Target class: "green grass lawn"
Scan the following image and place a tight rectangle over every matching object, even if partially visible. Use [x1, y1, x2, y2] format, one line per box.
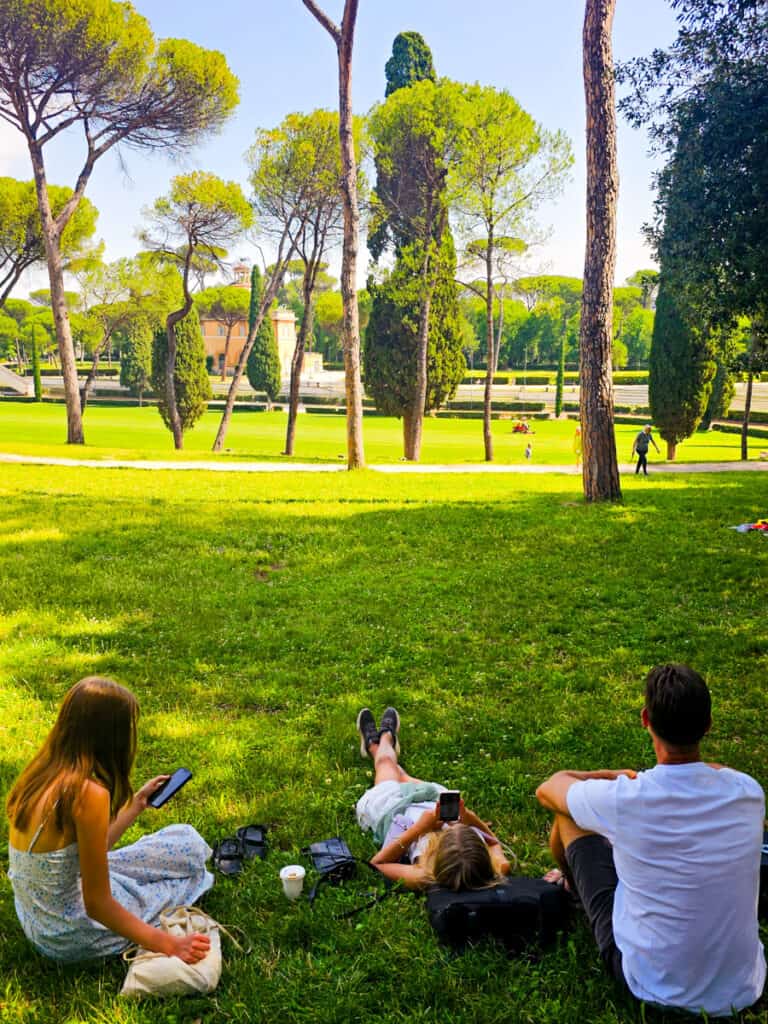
[0, 399, 763, 464]
[1, 465, 767, 1023]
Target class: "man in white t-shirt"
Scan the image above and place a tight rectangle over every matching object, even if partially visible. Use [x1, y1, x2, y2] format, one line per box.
[536, 663, 765, 1017]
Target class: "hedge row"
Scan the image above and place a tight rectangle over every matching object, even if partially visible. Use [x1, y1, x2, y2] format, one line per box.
[461, 372, 650, 386]
[723, 409, 768, 425]
[447, 400, 546, 412]
[25, 365, 121, 378]
[713, 423, 768, 440]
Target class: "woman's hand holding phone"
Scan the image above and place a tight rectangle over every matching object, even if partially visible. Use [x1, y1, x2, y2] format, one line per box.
[134, 776, 171, 813]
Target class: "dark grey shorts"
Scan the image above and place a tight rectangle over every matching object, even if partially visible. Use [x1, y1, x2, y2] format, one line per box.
[565, 834, 628, 990]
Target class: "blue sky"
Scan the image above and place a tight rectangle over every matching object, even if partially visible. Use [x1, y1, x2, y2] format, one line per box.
[2, 0, 680, 293]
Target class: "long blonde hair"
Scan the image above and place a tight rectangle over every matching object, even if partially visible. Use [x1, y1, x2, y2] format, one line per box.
[7, 676, 138, 834]
[422, 824, 498, 891]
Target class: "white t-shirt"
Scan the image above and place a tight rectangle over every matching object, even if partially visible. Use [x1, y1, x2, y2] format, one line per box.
[567, 763, 766, 1017]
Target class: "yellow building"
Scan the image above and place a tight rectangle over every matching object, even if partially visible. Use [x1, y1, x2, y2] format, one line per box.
[200, 264, 323, 380]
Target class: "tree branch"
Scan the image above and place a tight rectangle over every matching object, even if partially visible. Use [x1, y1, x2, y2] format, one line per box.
[301, 0, 341, 44]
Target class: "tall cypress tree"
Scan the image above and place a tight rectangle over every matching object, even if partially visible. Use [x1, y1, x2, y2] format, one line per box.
[366, 32, 464, 459]
[151, 306, 211, 447]
[246, 265, 281, 410]
[649, 283, 715, 460]
[384, 31, 436, 97]
[120, 318, 153, 406]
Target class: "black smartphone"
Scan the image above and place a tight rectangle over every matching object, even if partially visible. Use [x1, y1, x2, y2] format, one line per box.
[439, 790, 460, 822]
[147, 768, 192, 809]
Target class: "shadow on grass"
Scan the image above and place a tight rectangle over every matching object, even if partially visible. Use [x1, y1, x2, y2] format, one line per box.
[1, 473, 767, 1023]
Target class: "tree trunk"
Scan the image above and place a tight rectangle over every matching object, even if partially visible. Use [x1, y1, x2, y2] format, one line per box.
[284, 295, 314, 456]
[483, 239, 494, 462]
[580, 0, 622, 502]
[164, 305, 189, 451]
[402, 411, 413, 457]
[405, 286, 432, 462]
[220, 324, 233, 382]
[213, 271, 286, 452]
[31, 332, 42, 402]
[336, 0, 366, 469]
[741, 364, 754, 461]
[29, 145, 84, 443]
[667, 440, 677, 460]
[80, 332, 111, 411]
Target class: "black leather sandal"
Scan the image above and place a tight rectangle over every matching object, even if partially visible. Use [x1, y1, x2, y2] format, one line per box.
[212, 837, 244, 876]
[235, 824, 268, 860]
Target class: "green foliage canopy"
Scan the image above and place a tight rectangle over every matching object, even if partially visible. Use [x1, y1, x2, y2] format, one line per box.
[0, 179, 98, 307]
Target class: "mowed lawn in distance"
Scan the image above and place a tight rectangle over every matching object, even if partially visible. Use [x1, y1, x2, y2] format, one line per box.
[1, 464, 767, 1024]
[0, 399, 763, 464]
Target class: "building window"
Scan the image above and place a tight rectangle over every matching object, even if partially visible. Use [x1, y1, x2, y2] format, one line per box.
[218, 325, 226, 337]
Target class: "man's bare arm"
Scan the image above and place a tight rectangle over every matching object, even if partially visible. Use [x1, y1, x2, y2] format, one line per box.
[536, 769, 637, 815]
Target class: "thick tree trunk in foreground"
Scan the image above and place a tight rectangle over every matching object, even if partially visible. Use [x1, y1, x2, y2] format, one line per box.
[337, 1, 365, 469]
[580, 0, 622, 502]
[303, 0, 365, 469]
[29, 148, 84, 443]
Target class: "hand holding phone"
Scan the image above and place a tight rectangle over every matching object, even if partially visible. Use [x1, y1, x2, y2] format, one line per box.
[147, 768, 192, 809]
[438, 790, 461, 822]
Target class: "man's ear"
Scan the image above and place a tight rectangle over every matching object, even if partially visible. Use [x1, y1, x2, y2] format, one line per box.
[641, 707, 650, 729]
[704, 716, 712, 735]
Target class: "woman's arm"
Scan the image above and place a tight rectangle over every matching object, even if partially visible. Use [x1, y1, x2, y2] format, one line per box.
[107, 776, 168, 849]
[369, 806, 440, 890]
[75, 782, 209, 963]
[459, 803, 500, 844]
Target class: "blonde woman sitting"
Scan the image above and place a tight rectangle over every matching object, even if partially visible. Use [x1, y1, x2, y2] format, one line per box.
[356, 708, 511, 890]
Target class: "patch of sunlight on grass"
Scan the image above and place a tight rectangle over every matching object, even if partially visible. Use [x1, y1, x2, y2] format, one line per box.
[0, 526, 67, 546]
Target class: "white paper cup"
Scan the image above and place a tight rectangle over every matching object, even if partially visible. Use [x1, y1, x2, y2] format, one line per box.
[280, 864, 305, 900]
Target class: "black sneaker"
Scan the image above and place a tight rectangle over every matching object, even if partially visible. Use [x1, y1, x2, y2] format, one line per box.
[356, 708, 379, 758]
[379, 707, 401, 756]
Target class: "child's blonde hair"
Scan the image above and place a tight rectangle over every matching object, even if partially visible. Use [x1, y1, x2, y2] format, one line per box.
[422, 824, 498, 891]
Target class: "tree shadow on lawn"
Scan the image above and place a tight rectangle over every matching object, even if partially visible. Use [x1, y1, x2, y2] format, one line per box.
[0, 477, 767, 1022]
[1, 476, 766, 826]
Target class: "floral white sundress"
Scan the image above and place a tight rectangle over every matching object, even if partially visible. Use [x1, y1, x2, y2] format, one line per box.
[8, 821, 214, 962]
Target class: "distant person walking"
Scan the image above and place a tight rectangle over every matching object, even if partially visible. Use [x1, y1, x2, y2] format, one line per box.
[524, 442, 532, 461]
[631, 425, 659, 475]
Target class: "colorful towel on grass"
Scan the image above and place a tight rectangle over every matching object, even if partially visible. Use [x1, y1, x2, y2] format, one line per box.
[730, 519, 768, 534]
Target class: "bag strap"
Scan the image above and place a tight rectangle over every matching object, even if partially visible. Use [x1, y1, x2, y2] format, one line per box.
[122, 905, 247, 962]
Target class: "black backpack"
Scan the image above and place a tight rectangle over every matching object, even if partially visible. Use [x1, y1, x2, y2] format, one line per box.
[426, 877, 569, 953]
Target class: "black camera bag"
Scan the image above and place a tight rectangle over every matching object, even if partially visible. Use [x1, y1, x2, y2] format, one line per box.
[426, 877, 569, 953]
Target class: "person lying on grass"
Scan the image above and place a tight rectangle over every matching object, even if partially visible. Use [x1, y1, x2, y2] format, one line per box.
[536, 663, 765, 1018]
[356, 707, 511, 890]
[6, 676, 212, 964]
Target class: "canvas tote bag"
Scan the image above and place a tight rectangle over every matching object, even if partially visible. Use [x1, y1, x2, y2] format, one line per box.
[120, 906, 222, 998]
